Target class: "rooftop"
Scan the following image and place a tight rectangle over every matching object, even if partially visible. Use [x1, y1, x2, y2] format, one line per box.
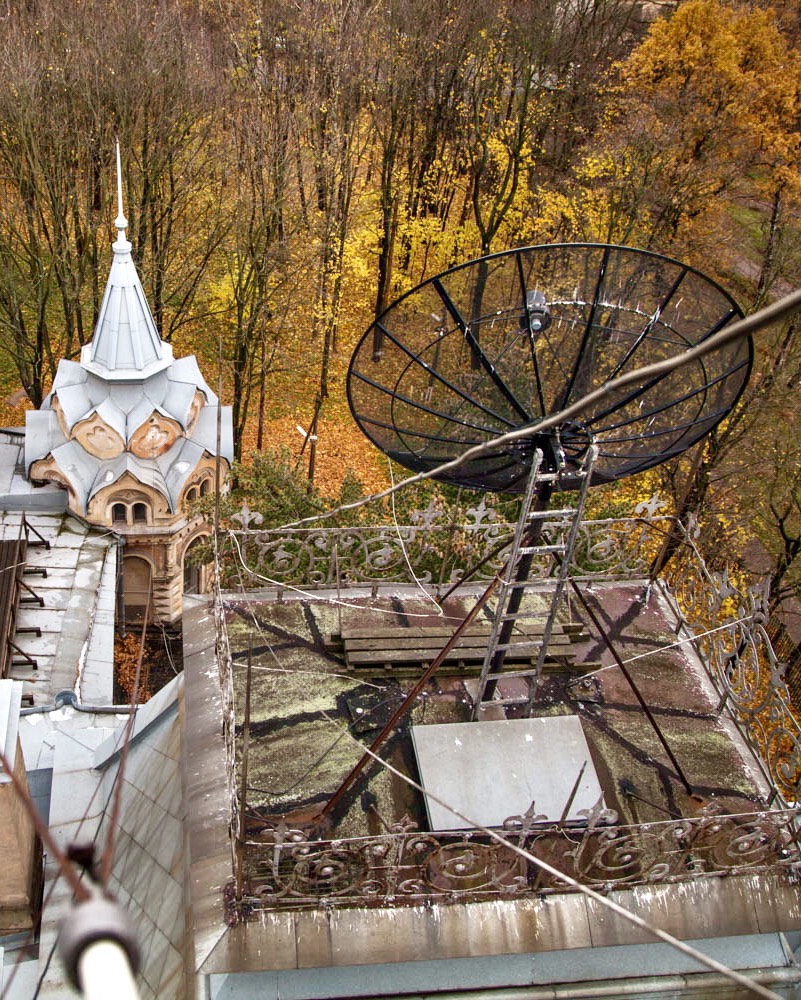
[179, 507, 801, 996]
[225, 582, 766, 840]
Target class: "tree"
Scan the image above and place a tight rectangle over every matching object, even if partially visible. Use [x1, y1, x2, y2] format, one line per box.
[550, 0, 801, 255]
[539, 0, 801, 614]
[216, 3, 306, 458]
[0, 0, 227, 404]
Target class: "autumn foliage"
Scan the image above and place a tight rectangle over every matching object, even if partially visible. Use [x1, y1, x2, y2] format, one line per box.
[114, 631, 153, 705]
[0, 0, 799, 604]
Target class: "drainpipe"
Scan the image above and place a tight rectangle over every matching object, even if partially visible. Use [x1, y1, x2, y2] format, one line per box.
[20, 690, 135, 716]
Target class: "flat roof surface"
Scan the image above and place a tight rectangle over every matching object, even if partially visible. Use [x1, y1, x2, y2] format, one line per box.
[178, 586, 798, 983]
[223, 579, 769, 838]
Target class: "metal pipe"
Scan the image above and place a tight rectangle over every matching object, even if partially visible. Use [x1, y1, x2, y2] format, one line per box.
[20, 690, 135, 716]
[558, 760, 587, 825]
[318, 573, 502, 823]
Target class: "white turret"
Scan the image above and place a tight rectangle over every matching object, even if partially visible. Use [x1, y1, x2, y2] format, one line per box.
[24, 146, 233, 622]
[81, 143, 172, 380]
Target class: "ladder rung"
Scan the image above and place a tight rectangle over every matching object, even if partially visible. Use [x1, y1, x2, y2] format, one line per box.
[527, 508, 576, 519]
[479, 697, 529, 708]
[517, 544, 564, 556]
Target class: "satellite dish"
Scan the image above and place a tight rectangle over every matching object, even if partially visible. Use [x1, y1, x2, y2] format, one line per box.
[347, 244, 752, 492]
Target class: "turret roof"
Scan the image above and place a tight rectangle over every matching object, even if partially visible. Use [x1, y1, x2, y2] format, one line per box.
[80, 144, 171, 381]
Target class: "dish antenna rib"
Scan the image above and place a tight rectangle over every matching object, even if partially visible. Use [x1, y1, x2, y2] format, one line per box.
[347, 244, 751, 492]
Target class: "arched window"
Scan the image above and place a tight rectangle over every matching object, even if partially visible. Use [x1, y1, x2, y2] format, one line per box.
[132, 502, 149, 524]
[112, 503, 127, 524]
[200, 478, 211, 497]
[186, 487, 199, 503]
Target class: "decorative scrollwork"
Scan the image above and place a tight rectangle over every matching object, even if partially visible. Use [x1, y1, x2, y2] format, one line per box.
[424, 842, 526, 894]
[230, 806, 801, 918]
[224, 512, 672, 591]
[222, 506, 801, 909]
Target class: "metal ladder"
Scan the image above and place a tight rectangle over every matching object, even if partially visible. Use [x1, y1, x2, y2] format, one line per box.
[471, 442, 597, 719]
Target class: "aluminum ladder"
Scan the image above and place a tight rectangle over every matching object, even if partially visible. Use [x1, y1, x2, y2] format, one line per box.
[471, 442, 597, 719]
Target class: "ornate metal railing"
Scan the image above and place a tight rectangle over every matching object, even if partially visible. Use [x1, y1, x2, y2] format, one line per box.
[222, 497, 667, 589]
[221, 498, 801, 912]
[228, 801, 801, 918]
[212, 572, 239, 847]
[660, 523, 801, 803]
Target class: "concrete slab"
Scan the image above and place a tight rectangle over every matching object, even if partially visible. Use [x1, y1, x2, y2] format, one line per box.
[412, 716, 604, 830]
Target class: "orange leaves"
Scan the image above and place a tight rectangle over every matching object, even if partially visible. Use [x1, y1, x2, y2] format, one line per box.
[114, 631, 152, 705]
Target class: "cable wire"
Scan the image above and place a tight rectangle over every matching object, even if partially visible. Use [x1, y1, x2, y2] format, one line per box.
[387, 456, 445, 616]
[318, 718, 785, 1000]
[270, 288, 801, 533]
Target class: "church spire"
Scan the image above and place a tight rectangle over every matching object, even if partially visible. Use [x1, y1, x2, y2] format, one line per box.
[81, 142, 172, 381]
[114, 141, 130, 251]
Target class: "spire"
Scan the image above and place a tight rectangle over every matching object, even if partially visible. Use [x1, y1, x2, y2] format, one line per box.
[113, 141, 131, 252]
[81, 142, 172, 381]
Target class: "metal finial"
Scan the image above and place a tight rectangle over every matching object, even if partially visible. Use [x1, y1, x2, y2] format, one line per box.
[114, 141, 128, 235]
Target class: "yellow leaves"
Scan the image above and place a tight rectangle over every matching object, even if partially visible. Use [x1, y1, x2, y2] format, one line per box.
[619, 0, 801, 169]
[557, 0, 801, 257]
[114, 631, 152, 704]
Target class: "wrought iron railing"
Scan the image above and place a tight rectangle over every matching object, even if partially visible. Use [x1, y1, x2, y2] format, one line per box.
[659, 524, 801, 803]
[217, 498, 801, 915]
[227, 800, 801, 918]
[222, 497, 667, 589]
[212, 567, 239, 849]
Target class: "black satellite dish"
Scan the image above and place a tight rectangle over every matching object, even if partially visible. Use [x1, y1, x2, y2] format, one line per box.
[347, 244, 752, 492]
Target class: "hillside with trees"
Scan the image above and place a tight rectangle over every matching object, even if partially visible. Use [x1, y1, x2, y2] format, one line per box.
[0, 0, 800, 612]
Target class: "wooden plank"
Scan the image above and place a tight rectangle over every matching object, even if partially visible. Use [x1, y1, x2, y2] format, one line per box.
[347, 660, 592, 679]
[340, 633, 573, 652]
[338, 623, 583, 641]
[344, 647, 574, 666]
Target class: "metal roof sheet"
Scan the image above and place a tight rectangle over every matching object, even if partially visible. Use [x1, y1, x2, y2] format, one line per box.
[141, 370, 170, 408]
[125, 396, 159, 438]
[170, 356, 216, 403]
[49, 440, 102, 506]
[51, 358, 87, 389]
[53, 383, 93, 431]
[25, 411, 66, 470]
[158, 438, 204, 507]
[159, 379, 197, 429]
[87, 452, 170, 506]
[82, 238, 171, 381]
[191, 406, 234, 464]
[94, 398, 128, 441]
